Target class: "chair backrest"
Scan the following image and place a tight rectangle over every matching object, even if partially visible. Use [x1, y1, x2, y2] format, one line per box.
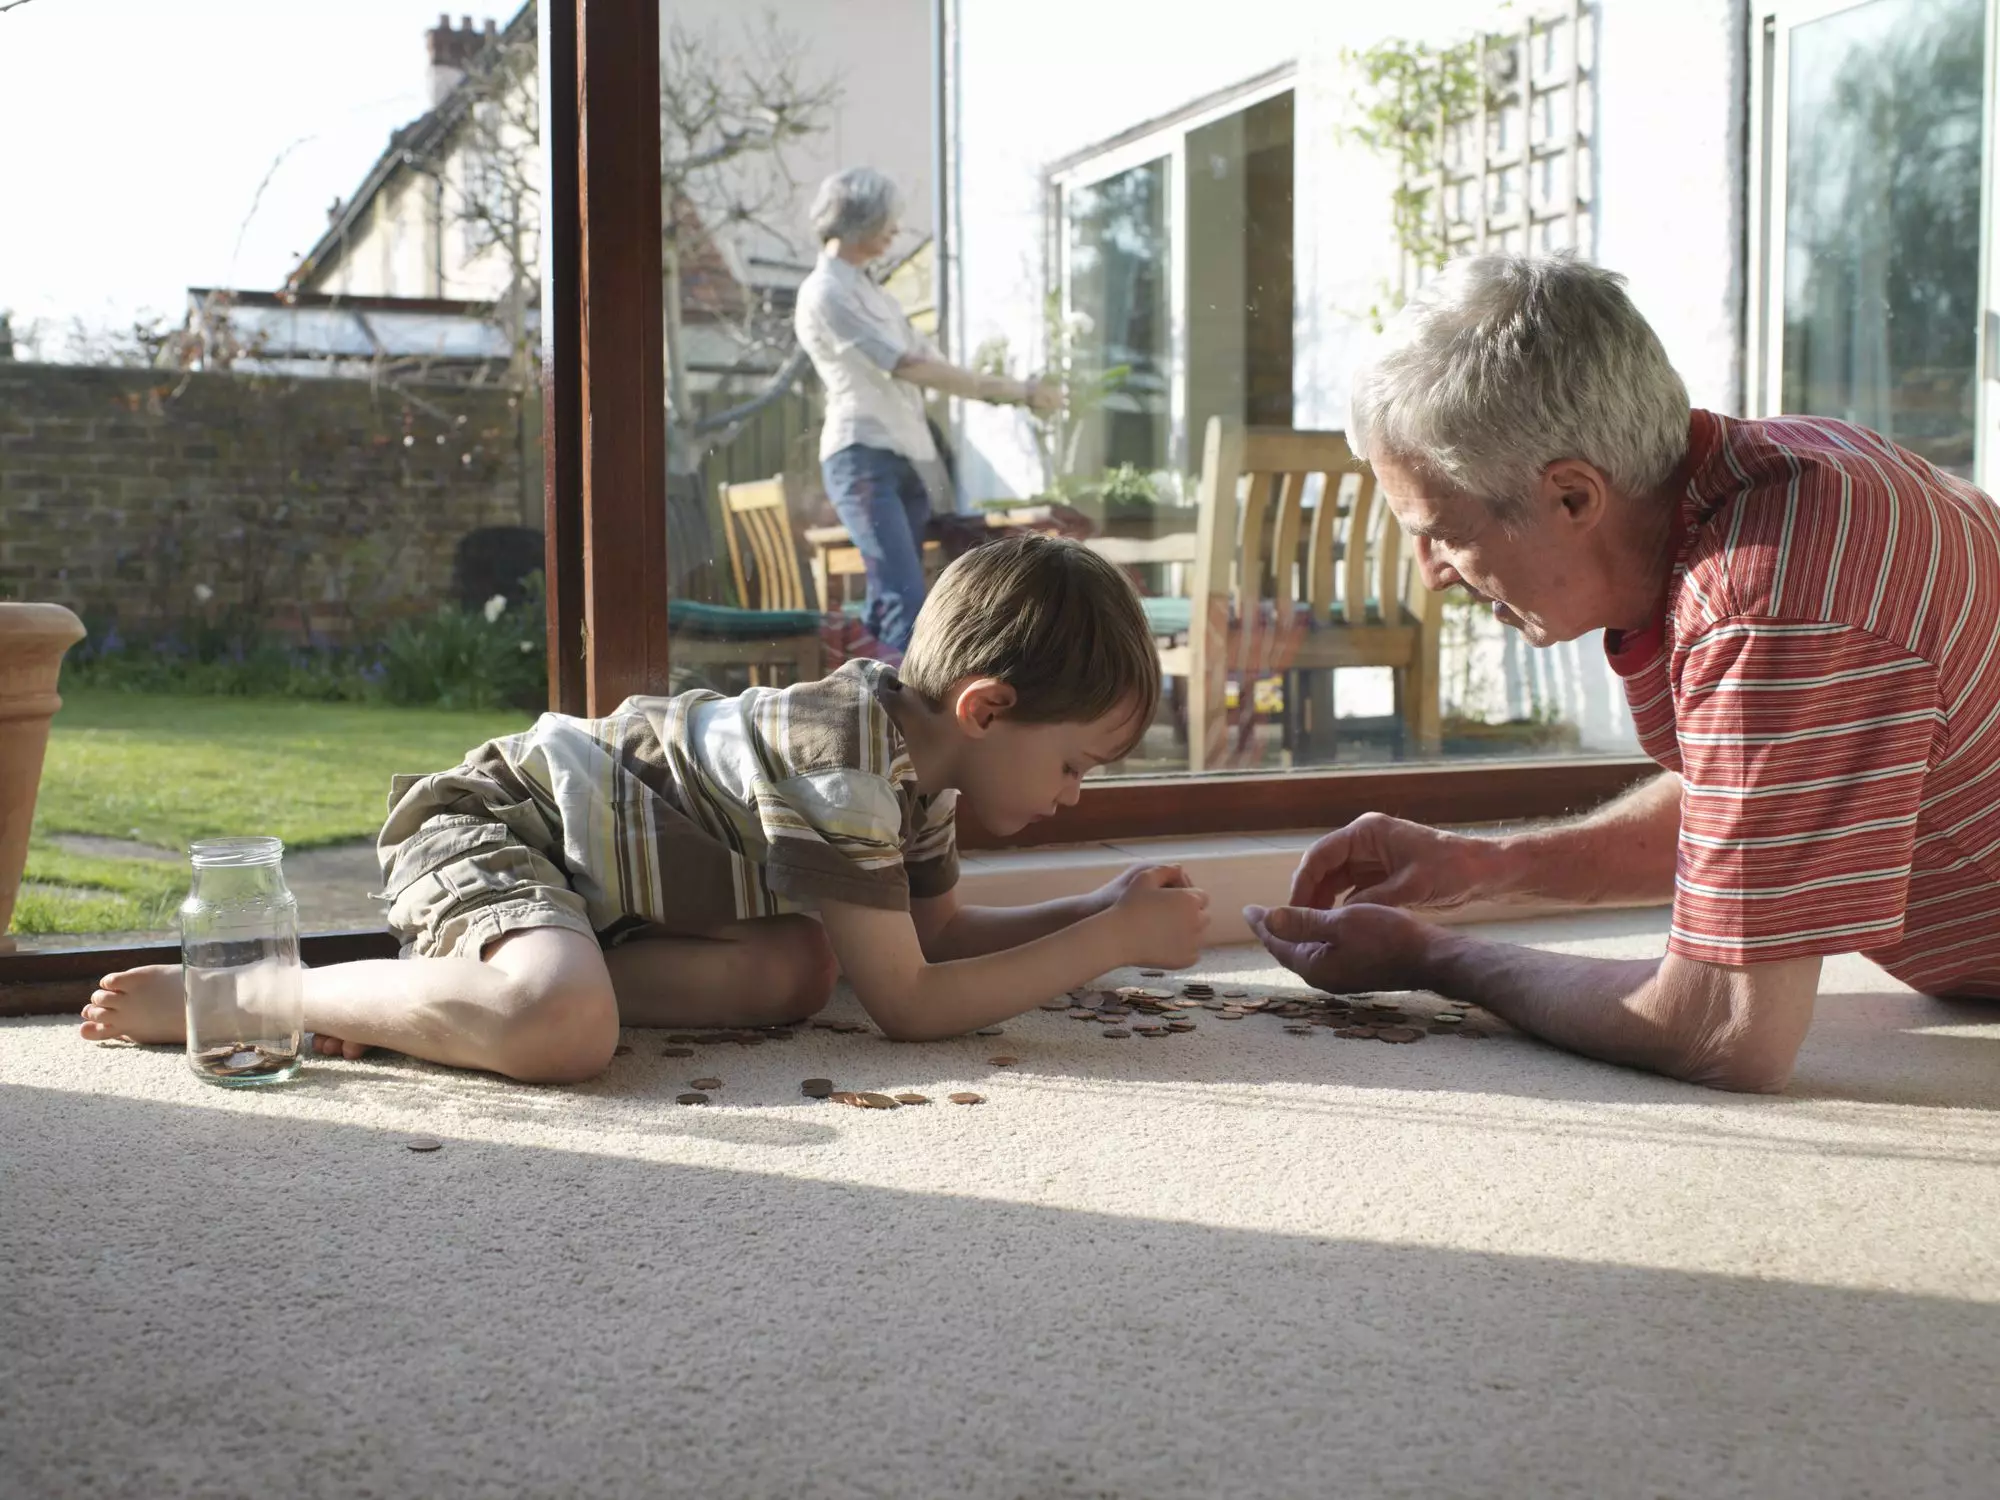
[718, 476, 811, 612]
[1189, 417, 1434, 627]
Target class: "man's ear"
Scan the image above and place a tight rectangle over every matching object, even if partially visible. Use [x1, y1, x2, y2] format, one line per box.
[952, 677, 1017, 736]
[1541, 458, 1612, 531]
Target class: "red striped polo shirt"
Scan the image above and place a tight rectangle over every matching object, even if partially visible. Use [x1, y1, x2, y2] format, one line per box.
[1607, 410, 2000, 998]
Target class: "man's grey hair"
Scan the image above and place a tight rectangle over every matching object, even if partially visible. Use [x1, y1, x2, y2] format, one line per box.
[1349, 253, 1690, 522]
[811, 167, 900, 245]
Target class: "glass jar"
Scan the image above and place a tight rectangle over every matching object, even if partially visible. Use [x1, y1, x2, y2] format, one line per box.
[180, 836, 304, 1086]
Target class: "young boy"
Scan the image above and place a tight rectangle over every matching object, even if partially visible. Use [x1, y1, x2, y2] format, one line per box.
[80, 535, 1211, 1081]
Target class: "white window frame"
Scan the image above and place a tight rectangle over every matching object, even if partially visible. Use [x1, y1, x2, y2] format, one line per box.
[1047, 68, 1296, 477]
[1746, 0, 1998, 486]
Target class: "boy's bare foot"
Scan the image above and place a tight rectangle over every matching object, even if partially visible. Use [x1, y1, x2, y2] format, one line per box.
[80, 966, 367, 1058]
[310, 1033, 369, 1060]
[79, 965, 186, 1045]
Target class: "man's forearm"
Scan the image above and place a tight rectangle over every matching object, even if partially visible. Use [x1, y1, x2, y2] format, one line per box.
[1418, 927, 1680, 1073]
[925, 895, 1103, 961]
[1413, 925, 1815, 1092]
[1486, 771, 1682, 904]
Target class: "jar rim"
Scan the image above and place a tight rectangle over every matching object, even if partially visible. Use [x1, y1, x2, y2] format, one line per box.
[189, 835, 285, 868]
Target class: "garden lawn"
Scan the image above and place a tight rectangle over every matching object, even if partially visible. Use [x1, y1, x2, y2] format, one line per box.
[14, 691, 531, 936]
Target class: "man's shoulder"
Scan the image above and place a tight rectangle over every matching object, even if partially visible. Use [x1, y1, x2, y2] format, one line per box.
[1679, 413, 1991, 634]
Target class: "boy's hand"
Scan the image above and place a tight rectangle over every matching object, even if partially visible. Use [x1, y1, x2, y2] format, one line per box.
[1092, 861, 1193, 913]
[1110, 866, 1210, 970]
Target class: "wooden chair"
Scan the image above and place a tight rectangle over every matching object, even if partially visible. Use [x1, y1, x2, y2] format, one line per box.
[1163, 418, 1444, 772]
[803, 524, 945, 614]
[667, 477, 823, 687]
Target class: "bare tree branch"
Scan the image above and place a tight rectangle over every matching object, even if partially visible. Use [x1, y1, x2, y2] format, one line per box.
[691, 346, 810, 438]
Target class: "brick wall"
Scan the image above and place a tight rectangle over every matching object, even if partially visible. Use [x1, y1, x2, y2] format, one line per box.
[0, 363, 542, 642]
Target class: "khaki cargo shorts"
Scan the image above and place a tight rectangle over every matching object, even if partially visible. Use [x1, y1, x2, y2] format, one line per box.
[378, 768, 597, 960]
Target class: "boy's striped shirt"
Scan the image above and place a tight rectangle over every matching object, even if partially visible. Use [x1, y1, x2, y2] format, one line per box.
[1608, 410, 2000, 997]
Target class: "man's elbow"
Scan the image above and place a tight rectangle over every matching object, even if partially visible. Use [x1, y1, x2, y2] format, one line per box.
[1670, 1030, 1798, 1094]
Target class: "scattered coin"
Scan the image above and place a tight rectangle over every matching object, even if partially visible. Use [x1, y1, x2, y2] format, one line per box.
[853, 1092, 900, 1109]
[667, 1033, 704, 1044]
[1334, 1026, 1373, 1039]
[676, 1092, 709, 1106]
[830, 1022, 869, 1035]
[1102, 1028, 1131, 1039]
[894, 1093, 931, 1106]
[1140, 970, 1166, 977]
[1068, 1008, 1097, 1020]
[1134, 1024, 1167, 1037]
[689, 1077, 722, 1090]
[404, 1137, 443, 1153]
[661, 1045, 695, 1058]
[1040, 1000, 1071, 1012]
[1222, 989, 1247, 998]
[1217, 1010, 1244, 1021]
[1377, 1026, 1423, 1044]
[811, 1019, 840, 1030]
[1167, 1020, 1196, 1033]
[987, 1055, 1019, 1067]
[947, 1092, 986, 1105]
[975, 1027, 1004, 1037]
[800, 1078, 834, 1098]
[1284, 1024, 1315, 1036]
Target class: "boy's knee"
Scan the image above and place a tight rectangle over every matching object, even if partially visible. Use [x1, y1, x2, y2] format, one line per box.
[493, 970, 619, 1084]
[756, 916, 837, 1022]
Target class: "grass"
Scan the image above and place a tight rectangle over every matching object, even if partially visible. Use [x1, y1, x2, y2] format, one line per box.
[13, 691, 531, 935]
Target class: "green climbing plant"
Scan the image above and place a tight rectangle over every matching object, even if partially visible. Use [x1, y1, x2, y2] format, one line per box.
[1340, 27, 1502, 329]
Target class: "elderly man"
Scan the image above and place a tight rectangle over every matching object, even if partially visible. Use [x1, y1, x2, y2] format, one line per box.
[1247, 253, 2000, 1092]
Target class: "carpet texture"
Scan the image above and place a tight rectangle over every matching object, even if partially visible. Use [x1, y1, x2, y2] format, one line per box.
[4, 908, 1998, 1499]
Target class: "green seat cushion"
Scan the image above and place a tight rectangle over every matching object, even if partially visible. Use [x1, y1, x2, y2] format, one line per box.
[1141, 596, 1192, 638]
[668, 599, 821, 639]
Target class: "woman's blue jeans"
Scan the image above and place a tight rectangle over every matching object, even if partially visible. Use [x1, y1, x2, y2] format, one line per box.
[820, 443, 933, 650]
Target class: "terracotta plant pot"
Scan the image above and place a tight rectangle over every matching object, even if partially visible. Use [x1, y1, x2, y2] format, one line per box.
[0, 603, 87, 953]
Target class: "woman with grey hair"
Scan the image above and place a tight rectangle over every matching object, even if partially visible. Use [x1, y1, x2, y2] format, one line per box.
[794, 166, 1058, 651]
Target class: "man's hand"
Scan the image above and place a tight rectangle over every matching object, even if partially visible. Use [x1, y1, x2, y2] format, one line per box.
[1244, 903, 1430, 993]
[1111, 866, 1210, 970]
[1288, 812, 1502, 911]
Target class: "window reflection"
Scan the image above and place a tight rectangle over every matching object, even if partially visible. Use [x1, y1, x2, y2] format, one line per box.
[1783, 0, 1983, 475]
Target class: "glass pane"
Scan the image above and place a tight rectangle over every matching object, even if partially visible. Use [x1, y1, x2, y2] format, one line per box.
[650, 1, 1681, 793]
[1782, 0, 1984, 474]
[1064, 158, 1174, 480]
[2, 3, 545, 946]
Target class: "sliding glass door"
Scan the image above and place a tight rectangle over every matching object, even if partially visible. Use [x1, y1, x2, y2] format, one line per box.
[1751, 0, 1990, 479]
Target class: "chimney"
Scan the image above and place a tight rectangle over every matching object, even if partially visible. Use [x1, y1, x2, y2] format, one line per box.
[426, 13, 493, 106]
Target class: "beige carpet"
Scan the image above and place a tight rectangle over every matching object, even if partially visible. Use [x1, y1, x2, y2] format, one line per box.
[4, 908, 1998, 1499]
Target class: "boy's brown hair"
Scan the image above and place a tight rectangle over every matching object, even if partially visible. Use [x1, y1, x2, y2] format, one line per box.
[899, 533, 1160, 751]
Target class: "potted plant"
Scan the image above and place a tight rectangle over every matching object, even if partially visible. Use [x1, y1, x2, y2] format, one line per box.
[0, 603, 86, 951]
